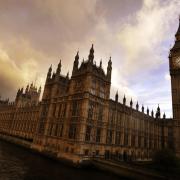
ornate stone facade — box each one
[0,18,180,164]
[0,84,40,141]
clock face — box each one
[174,56,180,68]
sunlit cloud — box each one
[0,0,179,117]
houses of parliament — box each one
[0,18,180,164]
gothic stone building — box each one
[0,18,180,164]
[0,83,40,141]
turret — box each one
[30,83,33,89]
[175,16,180,41]
[123,95,126,105]
[107,56,112,81]
[72,51,79,75]
[52,72,55,79]
[25,84,29,94]
[66,71,69,79]
[16,88,21,99]
[151,110,154,117]
[142,105,144,113]
[20,87,24,94]
[163,112,166,119]
[156,105,161,119]
[56,60,61,75]
[47,65,52,80]
[130,98,133,108]
[115,91,118,102]
[136,101,139,110]
[170,17,180,56]
[38,86,41,94]
[100,60,102,68]
[88,44,94,63]
[147,107,149,115]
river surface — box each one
[0,140,120,180]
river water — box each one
[0,140,119,180]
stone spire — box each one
[142,105,144,113]
[20,87,24,94]
[163,112,166,119]
[171,17,180,52]
[25,84,29,94]
[156,104,161,118]
[136,101,139,110]
[147,107,149,115]
[56,60,61,75]
[38,86,41,94]
[66,71,69,78]
[175,16,180,41]
[72,51,79,75]
[123,94,126,105]
[130,98,133,108]
[100,60,102,68]
[88,44,94,63]
[30,82,33,88]
[151,110,154,117]
[107,56,112,81]
[115,91,118,102]
[16,88,21,98]
[47,64,52,79]
[75,51,79,61]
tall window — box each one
[69,124,76,139]
[74,80,82,92]
[90,80,96,95]
[144,137,147,148]
[96,128,101,143]
[98,105,103,122]
[41,105,48,117]
[52,104,56,117]
[62,104,67,117]
[48,123,53,136]
[131,134,135,147]
[58,124,63,137]
[85,125,91,141]
[58,104,62,117]
[54,124,58,136]
[149,137,152,149]
[124,132,128,146]
[71,117,78,123]
[72,101,79,116]
[100,83,105,98]
[138,135,141,147]
[115,131,121,145]
[106,130,113,144]
[88,101,94,120]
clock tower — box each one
[169,17,180,156]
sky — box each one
[0,0,179,117]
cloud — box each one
[0,39,47,100]
[165,73,171,81]
[117,0,179,75]
[0,45,23,99]
[0,0,179,117]
[108,0,179,117]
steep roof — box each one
[175,18,180,37]
[78,60,106,78]
[171,40,180,50]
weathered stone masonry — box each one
[0,18,180,164]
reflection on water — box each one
[0,140,119,180]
